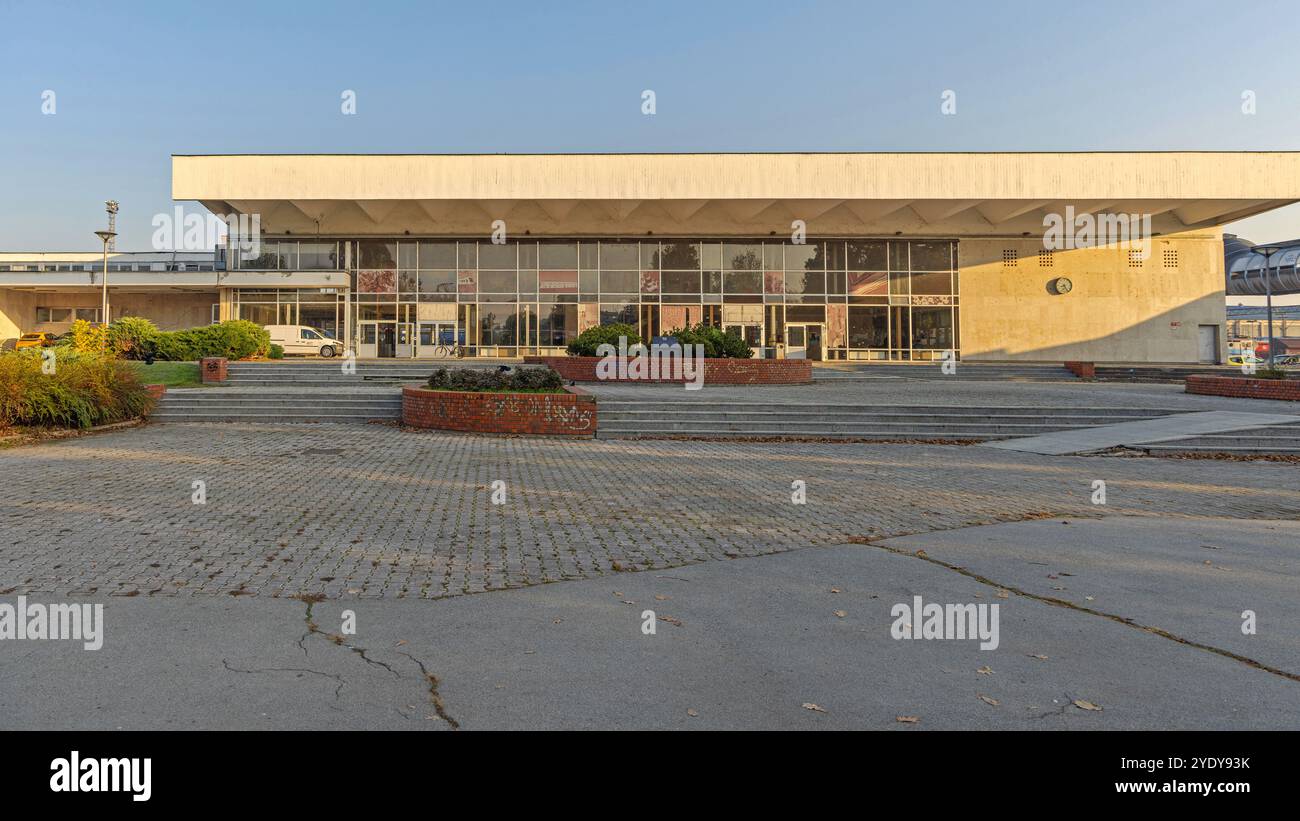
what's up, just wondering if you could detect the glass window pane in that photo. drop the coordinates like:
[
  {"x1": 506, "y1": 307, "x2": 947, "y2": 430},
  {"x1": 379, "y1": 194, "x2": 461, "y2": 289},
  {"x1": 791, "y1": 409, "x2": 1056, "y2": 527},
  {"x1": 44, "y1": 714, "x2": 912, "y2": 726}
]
[
  {"x1": 418, "y1": 270, "x2": 456, "y2": 295},
  {"x1": 600, "y1": 270, "x2": 639, "y2": 293},
  {"x1": 848, "y1": 241, "x2": 888, "y2": 270},
  {"x1": 724, "y1": 271, "x2": 762, "y2": 293},
  {"x1": 457, "y1": 242, "x2": 477, "y2": 270},
  {"x1": 358, "y1": 241, "x2": 397, "y2": 268},
  {"x1": 478, "y1": 243, "x2": 516, "y2": 269},
  {"x1": 398, "y1": 242, "x2": 418, "y2": 270},
  {"x1": 661, "y1": 271, "x2": 700, "y2": 294},
  {"x1": 540, "y1": 243, "x2": 578, "y2": 270},
  {"x1": 785, "y1": 243, "x2": 820, "y2": 271},
  {"x1": 601, "y1": 243, "x2": 639, "y2": 270},
  {"x1": 299, "y1": 242, "x2": 337, "y2": 269},
  {"x1": 723, "y1": 243, "x2": 762, "y2": 270},
  {"x1": 910, "y1": 241, "x2": 953, "y2": 271},
  {"x1": 910, "y1": 271, "x2": 951, "y2": 295},
  {"x1": 912, "y1": 307, "x2": 954, "y2": 349},
  {"x1": 659, "y1": 242, "x2": 699, "y2": 270},
  {"x1": 479, "y1": 304, "x2": 517, "y2": 346},
  {"x1": 419, "y1": 242, "x2": 456, "y2": 269},
  {"x1": 479, "y1": 270, "x2": 517, "y2": 293},
  {"x1": 848, "y1": 306, "x2": 889, "y2": 348}
]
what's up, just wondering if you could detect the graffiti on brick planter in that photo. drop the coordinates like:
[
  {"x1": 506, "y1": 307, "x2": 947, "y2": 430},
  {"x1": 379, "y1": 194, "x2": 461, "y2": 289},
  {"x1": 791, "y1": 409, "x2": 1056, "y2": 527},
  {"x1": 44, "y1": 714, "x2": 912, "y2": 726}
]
[{"x1": 485, "y1": 395, "x2": 593, "y2": 431}]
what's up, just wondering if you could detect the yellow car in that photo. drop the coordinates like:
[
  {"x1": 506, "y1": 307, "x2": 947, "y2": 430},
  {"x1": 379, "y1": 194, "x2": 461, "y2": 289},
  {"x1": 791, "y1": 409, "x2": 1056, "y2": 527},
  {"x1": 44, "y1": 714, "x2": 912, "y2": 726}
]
[{"x1": 14, "y1": 332, "x2": 57, "y2": 349}]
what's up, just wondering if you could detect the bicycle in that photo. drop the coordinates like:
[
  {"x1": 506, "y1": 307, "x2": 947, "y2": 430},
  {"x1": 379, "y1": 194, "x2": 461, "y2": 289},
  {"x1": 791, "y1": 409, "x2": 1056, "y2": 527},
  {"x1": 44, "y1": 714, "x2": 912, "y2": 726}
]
[{"x1": 432, "y1": 340, "x2": 464, "y2": 359}]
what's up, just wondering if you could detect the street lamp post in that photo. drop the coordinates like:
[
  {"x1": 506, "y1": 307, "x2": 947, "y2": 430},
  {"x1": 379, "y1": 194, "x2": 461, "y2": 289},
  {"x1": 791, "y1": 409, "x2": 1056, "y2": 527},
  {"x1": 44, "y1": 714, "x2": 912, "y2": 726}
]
[
  {"x1": 1251, "y1": 245, "x2": 1282, "y2": 368},
  {"x1": 94, "y1": 229, "x2": 116, "y2": 324}
]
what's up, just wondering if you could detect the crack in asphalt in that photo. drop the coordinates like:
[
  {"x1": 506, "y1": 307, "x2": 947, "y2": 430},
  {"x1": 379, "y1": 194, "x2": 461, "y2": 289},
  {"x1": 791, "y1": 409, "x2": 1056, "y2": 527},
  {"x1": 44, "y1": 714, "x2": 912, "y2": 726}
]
[
  {"x1": 221, "y1": 658, "x2": 346, "y2": 700},
  {"x1": 281, "y1": 595, "x2": 458, "y2": 726},
  {"x1": 858, "y1": 537, "x2": 1300, "y2": 685},
  {"x1": 397, "y1": 650, "x2": 460, "y2": 730}
]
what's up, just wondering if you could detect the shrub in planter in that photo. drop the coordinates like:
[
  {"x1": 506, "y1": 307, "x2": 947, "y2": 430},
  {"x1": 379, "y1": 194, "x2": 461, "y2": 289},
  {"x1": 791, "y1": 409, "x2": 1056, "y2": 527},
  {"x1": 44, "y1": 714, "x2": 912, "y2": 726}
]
[
  {"x1": 269, "y1": 343, "x2": 285, "y2": 359},
  {"x1": 0, "y1": 349, "x2": 154, "y2": 429},
  {"x1": 665, "y1": 323, "x2": 753, "y2": 358},
  {"x1": 1253, "y1": 367, "x2": 1290, "y2": 380},
  {"x1": 426, "y1": 366, "x2": 564, "y2": 392},
  {"x1": 567, "y1": 323, "x2": 643, "y2": 357}
]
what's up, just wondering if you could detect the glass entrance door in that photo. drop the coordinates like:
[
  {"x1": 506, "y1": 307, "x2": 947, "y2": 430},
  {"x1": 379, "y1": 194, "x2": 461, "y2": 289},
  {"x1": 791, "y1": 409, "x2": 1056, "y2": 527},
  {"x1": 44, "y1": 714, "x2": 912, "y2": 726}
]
[
  {"x1": 785, "y1": 324, "x2": 823, "y2": 361},
  {"x1": 395, "y1": 322, "x2": 414, "y2": 358},
  {"x1": 417, "y1": 321, "x2": 459, "y2": 358},
  {"x1": 358, "y1": 322, "x2": 379, "y2": 358}
]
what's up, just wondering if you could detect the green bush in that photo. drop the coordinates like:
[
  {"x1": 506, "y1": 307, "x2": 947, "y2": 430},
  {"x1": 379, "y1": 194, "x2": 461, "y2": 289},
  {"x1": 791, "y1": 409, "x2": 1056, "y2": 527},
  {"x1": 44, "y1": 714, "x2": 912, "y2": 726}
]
[
  {"x1": 0, "y1": 349, "x2": 155, "y2": 429},
  {"x1": 150, "y1": 320, "x2": 271, "y2": 361},
  {"x1": 269, "y1": 343, "x2": 285, "y2": 360},
  {"x1": 567, "y1": 323, "x2": 643, "y2": 357},
  {"x1": 426, "y1": 366, "x2": 564, "y2": 392},
  {"x1": 106, "y1": 316, "x2": 161, "y2": 360},
  {"x1": 664, "y1": 323, "x2": 753, "y2": 358}
]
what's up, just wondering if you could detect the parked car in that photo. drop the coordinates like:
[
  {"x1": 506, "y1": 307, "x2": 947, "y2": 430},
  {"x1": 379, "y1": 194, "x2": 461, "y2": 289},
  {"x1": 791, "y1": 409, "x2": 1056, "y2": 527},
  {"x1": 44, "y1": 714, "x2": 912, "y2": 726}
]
[
  {"x1": 264, "y1": 324, "x2": 345, "y2": 357},
  {"x1": 1271, "y1": 354, "x2": 1300, "y2": 367},
  {"x1": 14, "y1": 332, "x2": 57, "y2": 349},
  {"x1": 1227, "y1": 354, "x2": 1261, "y2": 367}
]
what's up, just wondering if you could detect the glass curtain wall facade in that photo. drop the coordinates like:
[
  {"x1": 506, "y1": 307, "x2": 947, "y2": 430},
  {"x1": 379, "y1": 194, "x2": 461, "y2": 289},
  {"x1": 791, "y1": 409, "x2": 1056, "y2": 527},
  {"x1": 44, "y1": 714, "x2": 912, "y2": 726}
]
[{"x1": 232, "y1": 238, "x2": 959, "y2": 359}]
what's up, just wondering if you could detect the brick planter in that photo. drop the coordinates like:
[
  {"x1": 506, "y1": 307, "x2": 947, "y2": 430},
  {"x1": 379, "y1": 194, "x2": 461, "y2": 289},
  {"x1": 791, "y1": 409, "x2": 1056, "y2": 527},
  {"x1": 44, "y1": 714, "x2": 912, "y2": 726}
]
[
  {"x1": 199, "y1": 357, "x2": 228, "y2": 383},
  {"x1": 1186, "y1": 374, "x2": 1300, "y2": 401},
  {"x1": 143, "y1": 384, "x2": 166, "y2": 401},
  {"x1": 1064, "y1": 361, "x2": 1095, "y2": 378},
  {"x1": 402, "y1": 385, "x2": 597, "y2": 436},
  {"x1": 523, "y1": 355, "x2": 812, "y2": 385}
]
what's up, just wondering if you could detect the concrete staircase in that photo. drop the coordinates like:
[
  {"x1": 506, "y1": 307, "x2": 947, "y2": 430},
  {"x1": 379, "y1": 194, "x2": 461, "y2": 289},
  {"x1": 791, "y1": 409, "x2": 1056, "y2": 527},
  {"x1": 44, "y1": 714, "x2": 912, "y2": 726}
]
[
  {"x1": 224, "y1": 361, "x2": 436, "y2": 387},
  {"x1": 813, "y1": 363, "x2": 1077, "y2": 382},
  {"x1": 151, "y1": 388, "x2": 402, "y2": 423},
  {"x1": 595, "y1": 401, "x2": 1180, "y2": 440},
  {"x1": 1093, "y1": 365, "x2": 1241, "y2": 383},
  {"x1": 1134, "y1": 421, "x2": 1300, "y2": 455}
]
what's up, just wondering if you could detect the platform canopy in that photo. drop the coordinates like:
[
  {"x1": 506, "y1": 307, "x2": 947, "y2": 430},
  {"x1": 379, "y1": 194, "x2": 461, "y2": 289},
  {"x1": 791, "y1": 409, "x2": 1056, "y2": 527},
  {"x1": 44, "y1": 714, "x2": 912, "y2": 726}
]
[{"x1": 174, "y1": 152, "x2": 1300, "y2": 238}]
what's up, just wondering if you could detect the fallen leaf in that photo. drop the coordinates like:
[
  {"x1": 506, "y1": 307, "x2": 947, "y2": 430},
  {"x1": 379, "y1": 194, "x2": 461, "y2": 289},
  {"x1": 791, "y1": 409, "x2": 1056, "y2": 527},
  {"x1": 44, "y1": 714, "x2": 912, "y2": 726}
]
[
  {"x1": 830, "y1": 587, "x2": 842, "y2": 594},
  {"x1": 654, "y1": 594, "x2": 670, "y2": 601},
  {"x1": 802, "y1": 703, "x2": 827, "y2": 713},
  {"x1": 896, "y1": 715, "x2": 920, "y2": 724},
  {"x1": 395, "y1": 640, "x2": 408, "y2": 646},
  {"x1": 659, "y1": 615, "x2": 683, "y2": 627},
  {"x1": 833, "y1": 610, "x2": 847, "y2": 618},
  {"x1": 1028, "y1": 654, "x2": 1048, "y2": 660},
  {"x1": 686, "y1": 708, "x2": 699, "y2": 717},
  {"x1": 1073, "y1": 699, "x2": 1103, "y2": 712},
  {"x1": 995, "y1": 590, "x2": 1010, "y2": 599},
  {"x1": 978, "y1": 694, "x2": 1000, "y2": 706},
  {"x1": 977, "y1": 666, "x2": 994, "y2": 675}
]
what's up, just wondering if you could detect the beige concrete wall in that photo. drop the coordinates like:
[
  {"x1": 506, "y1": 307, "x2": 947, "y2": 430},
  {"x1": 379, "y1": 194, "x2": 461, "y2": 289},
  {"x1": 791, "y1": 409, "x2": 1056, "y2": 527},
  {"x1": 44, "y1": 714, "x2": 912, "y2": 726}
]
[
  {"x1": 0, "y1": 288, "x2": 217, "y2": 345},
  {"x1": 959, "y1": 231, "x2": 1226, "y2": 363}
]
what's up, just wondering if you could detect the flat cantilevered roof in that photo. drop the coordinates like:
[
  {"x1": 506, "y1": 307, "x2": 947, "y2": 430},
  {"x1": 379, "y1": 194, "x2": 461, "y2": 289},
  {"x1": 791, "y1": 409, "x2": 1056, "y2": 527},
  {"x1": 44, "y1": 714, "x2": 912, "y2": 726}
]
[{"x1": 173, "y1": 152, "x2": 1300, "y2": 237}]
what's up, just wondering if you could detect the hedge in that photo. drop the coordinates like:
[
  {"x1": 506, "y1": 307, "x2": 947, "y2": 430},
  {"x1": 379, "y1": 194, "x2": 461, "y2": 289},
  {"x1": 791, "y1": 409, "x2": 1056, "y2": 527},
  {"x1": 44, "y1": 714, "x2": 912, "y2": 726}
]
[
  {"x1": 567, "y1": 323, "x2": 643, "y2": 357},
  {"x1": 71, "y1": 318, "x2": 271, "y2": 361}
]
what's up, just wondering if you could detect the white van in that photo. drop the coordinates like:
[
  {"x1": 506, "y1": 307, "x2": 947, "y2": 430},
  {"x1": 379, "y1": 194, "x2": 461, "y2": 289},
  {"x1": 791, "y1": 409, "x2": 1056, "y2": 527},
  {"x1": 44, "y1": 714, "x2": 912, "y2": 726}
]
[{"x1": 265, "y1": 325, "x2": 346, "y2": 357}]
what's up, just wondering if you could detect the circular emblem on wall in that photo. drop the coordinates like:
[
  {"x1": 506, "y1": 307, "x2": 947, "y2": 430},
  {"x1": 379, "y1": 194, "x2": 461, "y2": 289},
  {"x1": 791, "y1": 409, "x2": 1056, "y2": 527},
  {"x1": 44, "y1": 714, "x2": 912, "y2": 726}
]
[{"x1": 1051, "y1": 277, "x2": 1073, "y2": 295}]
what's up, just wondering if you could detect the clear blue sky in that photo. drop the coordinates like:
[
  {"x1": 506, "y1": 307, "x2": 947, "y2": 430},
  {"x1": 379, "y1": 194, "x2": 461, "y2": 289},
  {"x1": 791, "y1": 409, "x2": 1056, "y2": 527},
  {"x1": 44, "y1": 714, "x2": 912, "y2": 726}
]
[{"x1": 2, "y1": 0, "x2": 1298, "y2": 249}]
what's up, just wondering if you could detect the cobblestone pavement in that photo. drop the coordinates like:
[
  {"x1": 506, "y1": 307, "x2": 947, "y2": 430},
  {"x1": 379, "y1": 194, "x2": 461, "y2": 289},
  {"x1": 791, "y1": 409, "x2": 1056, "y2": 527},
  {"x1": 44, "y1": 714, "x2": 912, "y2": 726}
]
[{"x1": 2, "y1": 421, "x2": 1299, "y2": 600}]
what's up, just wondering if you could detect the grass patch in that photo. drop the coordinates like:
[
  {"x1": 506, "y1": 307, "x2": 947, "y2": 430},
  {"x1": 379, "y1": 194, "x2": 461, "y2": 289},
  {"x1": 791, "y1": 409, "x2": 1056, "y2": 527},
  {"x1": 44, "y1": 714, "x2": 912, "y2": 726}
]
[{"x1": 131, "y1": 361, "x2": 203, "y2": 387}]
